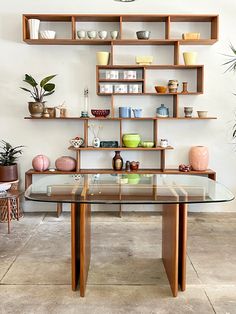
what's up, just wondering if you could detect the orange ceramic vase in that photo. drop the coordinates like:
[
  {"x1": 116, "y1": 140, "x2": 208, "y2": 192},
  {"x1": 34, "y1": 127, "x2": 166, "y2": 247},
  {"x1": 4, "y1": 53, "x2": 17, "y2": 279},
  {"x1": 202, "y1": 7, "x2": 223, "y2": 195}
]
[{"x1": 189, "y1": 146, "x2": 209, "y2": 171}]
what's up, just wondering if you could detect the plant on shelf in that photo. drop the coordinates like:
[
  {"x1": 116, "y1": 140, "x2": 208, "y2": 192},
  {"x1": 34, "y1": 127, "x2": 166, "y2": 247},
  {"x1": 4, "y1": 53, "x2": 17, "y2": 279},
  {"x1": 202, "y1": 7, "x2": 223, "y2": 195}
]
[
  {"x1": 20, "y1": 74, "x2": 56, "y2": 118},
  {"x1": 0, "y1": 140, "x2": 24, "y2": 182},
  {"x1": 223, "y1": 44, "x2": 236, "y2": 139}
]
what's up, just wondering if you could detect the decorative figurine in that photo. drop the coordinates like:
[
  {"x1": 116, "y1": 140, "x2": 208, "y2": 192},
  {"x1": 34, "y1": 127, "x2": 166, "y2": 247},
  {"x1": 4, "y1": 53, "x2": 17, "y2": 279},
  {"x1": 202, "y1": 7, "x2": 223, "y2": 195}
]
[
  {"x1": 125, "y1": 161, "x2": 131, "y2": 171},
  {"x1": 168, "y1": 80, "x2": 179, "y2": 93},
  {"x1": 130, "y1": 161, "x2": 140, "y2": 171},
  {"x1": 181, "y1": 82, "x2": 188, "y2": 94},
  {"x1": 88, "y1": 123, "x2": 103, "y2": 148},
  {"x1": 160, "y1": 139, "x2": 168, "y2": 148}
]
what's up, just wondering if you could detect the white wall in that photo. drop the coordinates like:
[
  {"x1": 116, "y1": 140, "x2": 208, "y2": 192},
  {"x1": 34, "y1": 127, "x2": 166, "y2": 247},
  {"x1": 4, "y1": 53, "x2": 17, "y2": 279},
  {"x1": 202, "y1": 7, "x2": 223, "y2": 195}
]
[{"x1": 1, "y1": 0, "x2": 236, "y2": 212}]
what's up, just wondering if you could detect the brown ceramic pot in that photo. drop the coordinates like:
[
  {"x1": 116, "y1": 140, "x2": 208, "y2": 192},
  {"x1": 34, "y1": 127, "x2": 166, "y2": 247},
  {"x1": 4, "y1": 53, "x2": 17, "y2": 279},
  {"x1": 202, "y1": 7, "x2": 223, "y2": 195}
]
[
  {"x1": 28, "y1": 102, "x2": 45, "y2": 117},
  {"x1": 0, "y1": 164, "x2": 18, "y2": 182},
  {"x1": 112, "y1": 151, "x2": 123, "y2": 171}
]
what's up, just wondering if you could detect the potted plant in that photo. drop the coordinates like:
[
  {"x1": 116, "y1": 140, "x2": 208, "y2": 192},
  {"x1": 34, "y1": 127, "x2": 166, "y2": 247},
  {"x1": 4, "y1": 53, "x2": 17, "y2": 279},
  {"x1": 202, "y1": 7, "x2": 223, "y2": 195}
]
[
  {"x1": 20, "y1": 74, "x2": 56, "y2": 117},
  {"x1": 0, "y1": 140, "x2": 24, "y2": 182},
  {"x1": 223, "y1": 44, "x2": 236, "y2": 139}
]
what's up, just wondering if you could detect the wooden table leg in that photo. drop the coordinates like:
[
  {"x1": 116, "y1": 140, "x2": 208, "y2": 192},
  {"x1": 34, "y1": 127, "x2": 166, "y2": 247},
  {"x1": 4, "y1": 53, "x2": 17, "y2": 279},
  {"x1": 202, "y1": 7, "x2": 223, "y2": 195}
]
[
  {"x1": 162, "y1": 204, "x2": 179, "y2": 297},
  {"x1": 178, "y1": 204, "x2": 187, "y2": 291},
  {"x1": 57, "y1": 203, "x2": 62, "y2": 217},
  {"x1": 80, "y1": 203, "x2": 91, "y2": 297},
  {"x1": 7, "y1": 198, "x2": 11, "y2": 234},
  {"x1": 71, "y1": 203, "x2": 80, "y2": 291}
]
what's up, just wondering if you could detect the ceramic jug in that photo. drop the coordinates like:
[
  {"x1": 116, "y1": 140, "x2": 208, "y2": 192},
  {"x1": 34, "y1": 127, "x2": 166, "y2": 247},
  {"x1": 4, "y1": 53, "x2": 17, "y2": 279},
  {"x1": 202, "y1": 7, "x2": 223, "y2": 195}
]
[{"x1": 156, "y1": 104, "x2": 169, "y2": 118}]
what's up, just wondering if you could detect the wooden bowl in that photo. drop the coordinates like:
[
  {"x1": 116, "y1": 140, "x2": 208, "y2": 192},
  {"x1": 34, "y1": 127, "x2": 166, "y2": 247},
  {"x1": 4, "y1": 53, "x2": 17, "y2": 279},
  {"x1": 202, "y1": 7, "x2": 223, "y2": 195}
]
[{"x1": 155, "y1": 86, "x2": 167, "y2": 93}]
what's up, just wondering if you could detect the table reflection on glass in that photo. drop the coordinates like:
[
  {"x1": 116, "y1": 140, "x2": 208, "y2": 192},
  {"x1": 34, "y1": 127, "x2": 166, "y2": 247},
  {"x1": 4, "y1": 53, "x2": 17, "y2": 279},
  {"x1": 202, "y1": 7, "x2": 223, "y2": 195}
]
[{"x1": 25, "y1": 174, "x2": 234, "y2": 297}]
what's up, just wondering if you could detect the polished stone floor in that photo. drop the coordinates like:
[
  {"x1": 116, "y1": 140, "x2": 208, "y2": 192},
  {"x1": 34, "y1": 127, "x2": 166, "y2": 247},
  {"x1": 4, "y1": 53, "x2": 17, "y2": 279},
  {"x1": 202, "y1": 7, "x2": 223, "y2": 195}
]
[{"x1": 0, "y1": 211, "x2": 236, "y2": 314}]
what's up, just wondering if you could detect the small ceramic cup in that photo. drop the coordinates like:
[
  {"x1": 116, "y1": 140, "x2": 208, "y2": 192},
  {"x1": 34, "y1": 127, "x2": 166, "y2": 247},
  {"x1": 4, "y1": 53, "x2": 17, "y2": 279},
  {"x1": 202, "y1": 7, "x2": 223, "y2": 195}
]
[
  {"x1": 87, "y1": 30, "x2": 97, "y2": 39},
  {"x1": 77, "y1": 30, "x2": 86, "y2": 39},
  {"x1": 98, "y1": 31, "x2": 108, "y2": 39},
  {"x1": 110, "y1": 31, "x2": 119, "y2": 40},
  {"x1": 197, "y1": 111, "x2": 208, "y2": 118},
  {"x1": 132, "y1": 109, "x2": 142, "y2": 118},
  {"x1": 119, "y1": 107, "x2": 131, "y2": 118},
  {"x1": 184, "y1": 107, "x2": 193, "y2": 118},
  {"x1": 160, "y1": 139, "x2": 168, "y2": 148}
]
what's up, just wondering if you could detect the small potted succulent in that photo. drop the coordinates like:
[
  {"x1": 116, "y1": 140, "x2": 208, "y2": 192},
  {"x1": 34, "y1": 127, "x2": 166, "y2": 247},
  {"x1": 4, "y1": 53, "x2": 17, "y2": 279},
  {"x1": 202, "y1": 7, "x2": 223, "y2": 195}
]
[
  {"x1": 20, "y1": 74, "x2": 56, "y2": 117},
  {"x1": 0, "y1": 140, "x2": 24, "y2": 182}
]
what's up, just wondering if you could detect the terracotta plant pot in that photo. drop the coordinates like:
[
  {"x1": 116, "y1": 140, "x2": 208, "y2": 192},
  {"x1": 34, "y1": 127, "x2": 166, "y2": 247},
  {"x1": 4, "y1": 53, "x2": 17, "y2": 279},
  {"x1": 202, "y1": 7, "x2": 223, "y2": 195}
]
[
  {"x1": 0, "y1": 164, "x2": 18, "y2": 182},
  {"x1": 28, "y1": 102, "x2": 45, "y2": 117},
  {"x1": 189, "y1": 146, "x2": 209, "y2": 171}
]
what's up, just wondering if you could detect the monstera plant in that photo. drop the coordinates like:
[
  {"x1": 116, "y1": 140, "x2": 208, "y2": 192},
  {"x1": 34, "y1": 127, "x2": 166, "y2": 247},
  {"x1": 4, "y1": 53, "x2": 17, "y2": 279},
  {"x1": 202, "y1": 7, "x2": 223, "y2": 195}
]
[{"x1": 20, "y1": 74, "x2": 56, "y2": 118}]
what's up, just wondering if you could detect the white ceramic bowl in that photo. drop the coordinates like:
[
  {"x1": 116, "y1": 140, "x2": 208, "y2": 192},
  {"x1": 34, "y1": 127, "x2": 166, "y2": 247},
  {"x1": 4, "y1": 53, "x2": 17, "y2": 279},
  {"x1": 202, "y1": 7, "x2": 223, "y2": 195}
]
[
  {"x1": 87, "y1": 31, "x2": 97, "y2": 39},
  {"x1": 77, "y1": 30, "x2": 86, "y2": 39},
  {"x1": 40, "y1": 30, "x2": 56, "y2": 39},
  {"x1": 197, "y1": 111, "x2": 208, "y2": 118},
  {"x1": 98, "y1": 31, "x2": 108, "y2": 40},
  {"x1": 0, "y1": 183, "x2": 11, "y2": 192}
]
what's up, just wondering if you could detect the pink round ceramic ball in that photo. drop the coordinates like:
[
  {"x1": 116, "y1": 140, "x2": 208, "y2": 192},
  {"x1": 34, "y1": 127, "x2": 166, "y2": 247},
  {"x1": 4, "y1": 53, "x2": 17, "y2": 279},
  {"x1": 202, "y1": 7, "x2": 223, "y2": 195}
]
[
  {"x1": 32, "y1": 155, "x2": 50, "y2": 172},
  {"x1": 55, "y1": 156, "x2": 76, "y2": 171}
]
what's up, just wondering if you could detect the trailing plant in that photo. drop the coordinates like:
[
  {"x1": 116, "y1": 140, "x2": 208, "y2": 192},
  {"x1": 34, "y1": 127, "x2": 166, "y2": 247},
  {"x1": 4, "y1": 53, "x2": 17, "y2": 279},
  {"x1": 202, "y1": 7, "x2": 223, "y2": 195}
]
[
  {"x1": 223, "y1": 43, "x2": 236, "y2": 139},
  {"x1": 20, "y1": 74, "x2": 56, "y2": 102},
  {"x1": 0, "y1": 140, "x2": 24, "y2": 166}
]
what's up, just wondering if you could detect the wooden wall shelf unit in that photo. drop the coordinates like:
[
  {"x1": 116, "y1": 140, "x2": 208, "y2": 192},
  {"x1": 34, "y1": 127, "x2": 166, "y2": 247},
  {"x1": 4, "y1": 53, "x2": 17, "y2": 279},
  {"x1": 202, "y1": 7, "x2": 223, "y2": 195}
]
[{"x1": 23, "y1": 13, "x2": 218, "y2": 204}]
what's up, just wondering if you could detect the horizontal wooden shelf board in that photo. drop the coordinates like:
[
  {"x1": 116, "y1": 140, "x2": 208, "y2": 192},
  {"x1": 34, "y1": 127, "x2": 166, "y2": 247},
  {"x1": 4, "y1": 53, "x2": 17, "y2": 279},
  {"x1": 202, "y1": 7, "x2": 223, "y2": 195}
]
[
  {"x1": 98, "y1": 65, "x2": 204, "y2": 69},
  {"x1": 98, "y1": 79, "x2": 144, "y2": 82},
  {"x1": 24, "y1": 117, "x2": 217, "y2": 120},
  {"x1": 25, "y1": 168, "x2": 216, "y2": 175},
  {"x1": 68, "y1": 146, "x2": 174, "y2": 151},
  {"x1": 97, "y1": 92, "x2": 203, "y2": 96},
  {"x1": 24, "y1": 39, "x2": 217, "y2": 46}
]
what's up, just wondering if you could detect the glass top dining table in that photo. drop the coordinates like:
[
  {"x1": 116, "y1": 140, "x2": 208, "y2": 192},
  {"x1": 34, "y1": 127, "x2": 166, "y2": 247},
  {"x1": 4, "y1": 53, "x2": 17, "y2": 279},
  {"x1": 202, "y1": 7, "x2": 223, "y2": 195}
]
[{"x1": 24, "y1": 173, "x2": 234, "y2": 204}]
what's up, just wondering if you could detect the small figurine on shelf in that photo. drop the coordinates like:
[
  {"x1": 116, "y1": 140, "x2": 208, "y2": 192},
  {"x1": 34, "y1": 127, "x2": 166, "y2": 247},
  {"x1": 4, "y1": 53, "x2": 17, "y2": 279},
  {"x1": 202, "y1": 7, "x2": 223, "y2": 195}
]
[
  {"x1": 88, "y1": 123, "x2": 103, "y2": 148},
  {"x1": 125, "y1": 160, "x2": 131, "y2": 171},
  {"x1": 179, "y1": 164, "x2": 192, "y2": 172},
  {"x1": 81, "y1": 87, "x2": 89, "y2": 118}
]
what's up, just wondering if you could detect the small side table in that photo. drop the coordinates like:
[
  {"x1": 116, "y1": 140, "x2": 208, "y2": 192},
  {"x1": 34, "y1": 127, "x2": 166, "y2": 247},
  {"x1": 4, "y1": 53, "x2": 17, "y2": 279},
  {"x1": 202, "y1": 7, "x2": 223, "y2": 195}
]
[{"x1": 0, "y1": 191, "x2": 22, "y2": 233}]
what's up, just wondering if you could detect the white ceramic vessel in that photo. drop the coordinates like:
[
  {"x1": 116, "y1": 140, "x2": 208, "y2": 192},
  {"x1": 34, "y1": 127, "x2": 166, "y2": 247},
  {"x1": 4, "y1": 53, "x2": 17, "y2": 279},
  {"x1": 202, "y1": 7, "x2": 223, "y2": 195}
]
[
  {"x1": 87, "y1": 31, "x2": 97, "y2": 39},
  {"x1": 40, "y1": 30, "x2": 56, "y2": 39},
  {"x1": 77, "y1": 30, "x2": 86, "y2": 39},
  {"x1": 110, "y1": 31, "x2": 119, "y2": 40},
  {"x1": 98, "y1": 31, "x2": 108, "y2": 40},
  {"x1": 96, "y1": 51, "x2": 110, "y2": 65},
  {"x1": 28, "y1": 19, "x2": 40, "y2": 39}
]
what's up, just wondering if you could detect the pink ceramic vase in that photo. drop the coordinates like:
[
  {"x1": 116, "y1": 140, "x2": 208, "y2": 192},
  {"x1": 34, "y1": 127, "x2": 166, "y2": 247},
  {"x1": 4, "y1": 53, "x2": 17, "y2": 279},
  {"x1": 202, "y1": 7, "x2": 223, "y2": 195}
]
[
  {"x1": 55, "y1": 156, "x2": 76, "y2": 171},
  {"x1": 189, "y1": 146, "x2": 209, "y2": 171},
  {"x1": 32, "y1": 155, "x2": 50, "y2": 172}
]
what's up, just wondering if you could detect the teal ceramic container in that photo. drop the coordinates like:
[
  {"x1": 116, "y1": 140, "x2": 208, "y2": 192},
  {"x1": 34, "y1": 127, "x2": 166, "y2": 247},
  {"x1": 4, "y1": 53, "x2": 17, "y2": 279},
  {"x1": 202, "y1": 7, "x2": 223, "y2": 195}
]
[{"x1": 122, "y1": 133, "x2": 141, "y2": 148}]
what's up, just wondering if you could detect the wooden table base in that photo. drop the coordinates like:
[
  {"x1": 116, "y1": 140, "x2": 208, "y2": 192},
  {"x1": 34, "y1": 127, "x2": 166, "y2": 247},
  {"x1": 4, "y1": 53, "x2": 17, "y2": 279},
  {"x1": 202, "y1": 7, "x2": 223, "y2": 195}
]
[
  {"x1": 71, "y1": 203, "x2": 186, "y2": 297},
  {"x1": 162, "y1": 203, "x2": 187, "y2": 297},
  {"x1": 71, "y1": 203, "x2": 91, "y2": 296}
]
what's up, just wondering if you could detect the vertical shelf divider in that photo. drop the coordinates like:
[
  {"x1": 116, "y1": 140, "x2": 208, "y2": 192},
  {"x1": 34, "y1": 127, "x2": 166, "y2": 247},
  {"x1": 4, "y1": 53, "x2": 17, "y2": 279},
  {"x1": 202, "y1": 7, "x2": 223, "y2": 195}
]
[
  {"x1": 173, "y1": 95, "x2": 179, "y2": 118},
  {"x1": 84, "y1": 120, "x2": 88, "y2": 147},
  {"x1": 72, "y1": 16, "x2": 76, "y2": 40},
  {"x1": 111, "y1": 95, "x2": 115, "y2": 118},
  {"x1": 160, "y1": 150, "x2": 166, "y2": 172},
  {"x1": 153, "y1": 119, "x2": 158, "y2": 147},
  {"x1": 143, "y1": 67, "x2": 147, "y2": 93},
  {"x1": 119, "y1": 16, "x2": 123, "y2": 39},
  {"x1": 110, "y1": 42, "x2": 114, "y2": 66},
  {"x1": 165, "y1": 16, "x2": 171, "y2": 39},
  {"x1": 197, "y1": 66, "x2": 204, "y2": 93},
  {"x1": 174, "y1": 41, "x2": 180, "y2": 65},
  {"x1": 119, "y1": 119, "x2": 123, "y2": 147},
  {"x1": 211, "y1": 16, "x2": 219, "y2": 40}
]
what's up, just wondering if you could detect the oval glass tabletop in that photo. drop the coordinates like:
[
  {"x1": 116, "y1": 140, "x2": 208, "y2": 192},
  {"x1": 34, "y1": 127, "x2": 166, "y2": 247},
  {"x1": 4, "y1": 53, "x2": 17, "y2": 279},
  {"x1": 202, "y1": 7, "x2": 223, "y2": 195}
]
[{"x1": 24, "y1": 173, "x2": 234, "y2": 205}]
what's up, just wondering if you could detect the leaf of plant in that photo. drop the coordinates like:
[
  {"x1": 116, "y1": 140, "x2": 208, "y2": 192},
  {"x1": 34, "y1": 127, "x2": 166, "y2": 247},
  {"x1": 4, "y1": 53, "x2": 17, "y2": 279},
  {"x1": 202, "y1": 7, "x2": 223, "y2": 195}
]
[
  {"x1": 40, "y1": 75, "x2": 56, "y2": 88},
  {"x1": 20, "y1": 87, "x2": 32, "y2": 93},
  {"x1": 23, "y1": 74, "x2": 38, "y2": 87},
  {"x1": 43, "y1": 91, "x2": 55, "y2": 97},
  {"x1": 43, "y1": 83, "x2": 55, "y2": 92}
]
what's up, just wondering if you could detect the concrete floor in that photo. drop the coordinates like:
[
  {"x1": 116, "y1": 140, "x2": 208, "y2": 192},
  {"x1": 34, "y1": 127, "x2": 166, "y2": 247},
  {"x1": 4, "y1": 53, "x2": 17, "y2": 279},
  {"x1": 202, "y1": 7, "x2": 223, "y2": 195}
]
[{"x1": 0, "y1": 212, "x2": 236, "y2": 314}]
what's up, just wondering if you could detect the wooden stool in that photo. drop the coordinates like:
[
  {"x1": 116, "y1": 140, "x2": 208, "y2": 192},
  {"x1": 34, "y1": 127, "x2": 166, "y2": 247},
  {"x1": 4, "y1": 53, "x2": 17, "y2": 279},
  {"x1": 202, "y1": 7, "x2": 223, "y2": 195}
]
[{"x1": 0, "y1": 191, "x2": 22, "y2": 233}]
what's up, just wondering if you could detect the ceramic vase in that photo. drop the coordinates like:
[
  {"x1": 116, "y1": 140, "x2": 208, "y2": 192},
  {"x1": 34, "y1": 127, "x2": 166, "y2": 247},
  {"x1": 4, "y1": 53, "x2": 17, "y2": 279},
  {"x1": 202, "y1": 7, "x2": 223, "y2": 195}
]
[
  {"x1": 189, "y1": 146, "x2": 209, "y2": 171},
  {"x1": 28, "y1": 102, "x2": 45, "y2": 117},
  {"x1": 55, "y1": 156, "x2": 76, "y2": 171},
  {"x1": 183, "y1": 52, "x2": 197, "y2": 65},
  {"x1": 92, "y1": 137, "x2": 100, "y2": 148},
  {"x1": 96, "y1": 52, "x2": 110, "y2": 65},
  {"x1": 112, "y1": 151, "x2": 123, "y2": 171},
  {"x1": 28, "y1": 19, "x2": 40, "y2": 39},
  {"x1": 32, "y1": 155, "x2": 50, "y2": 172}
]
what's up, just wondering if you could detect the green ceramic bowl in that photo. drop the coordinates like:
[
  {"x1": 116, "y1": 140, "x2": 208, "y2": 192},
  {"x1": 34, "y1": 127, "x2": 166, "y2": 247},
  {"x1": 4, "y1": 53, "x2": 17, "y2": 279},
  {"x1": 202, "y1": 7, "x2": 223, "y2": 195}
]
[
  {"x1": 127, "y1": 174, "x2": 140, "y2": 185},
  {"x1": 141, "y1": 141, "x2": 154, "y2": 148},
  {"x1": 122, "y1": 133, "x2": 141, "y2": 148}
]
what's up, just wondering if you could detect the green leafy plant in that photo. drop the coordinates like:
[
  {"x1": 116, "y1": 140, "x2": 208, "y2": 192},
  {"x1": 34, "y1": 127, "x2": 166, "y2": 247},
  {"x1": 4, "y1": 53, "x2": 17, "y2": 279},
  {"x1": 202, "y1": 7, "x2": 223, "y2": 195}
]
[
  {"x1": 0, "y1": 140, "x2": 24, "y2": 166},
  {"x1": 223, "y1": 44, "x2": 236, "y2": 139},
  {"x1": 20, "y1": 74, "x2": 56, "y2": 102}
]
